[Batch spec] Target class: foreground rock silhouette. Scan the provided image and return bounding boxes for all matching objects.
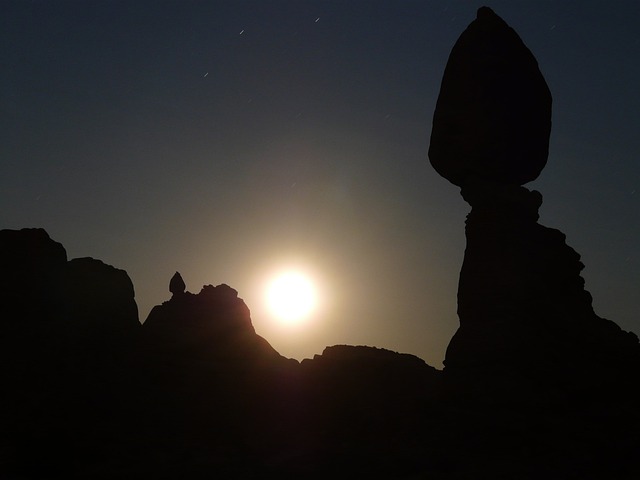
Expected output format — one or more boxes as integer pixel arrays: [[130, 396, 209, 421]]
[[429, 6, 551, 187], [2, 7, 639, 480], [431, 5, 640, 408], [0, 228, 442, 478], [430, 7, 640, 478]]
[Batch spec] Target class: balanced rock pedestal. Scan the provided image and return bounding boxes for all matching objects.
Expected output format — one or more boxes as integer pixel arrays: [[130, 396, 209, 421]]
[[446, 182, 639, 408]]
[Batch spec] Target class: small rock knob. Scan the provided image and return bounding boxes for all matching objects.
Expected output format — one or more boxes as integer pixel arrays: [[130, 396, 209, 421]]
[[169, 271, 186, 295]]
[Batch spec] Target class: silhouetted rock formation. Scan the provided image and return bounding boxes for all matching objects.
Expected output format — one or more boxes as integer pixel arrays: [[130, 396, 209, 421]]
[[430, 7, 640, 479], [296, 345, 442, 475], [429, 6, 551, 187], [132, 275, 304, 477], [144, 278, 283, 364], [430, 6, 640, 405], [169, 271, 186, 296], [133, 277, 445, 478], [60, 257, 139, 337], [0, 228, 141, 478], [442, 183, 640, 478], [447, 185, 640, 406], [0, 228, 67, 321], [0, 230, 447, 478]]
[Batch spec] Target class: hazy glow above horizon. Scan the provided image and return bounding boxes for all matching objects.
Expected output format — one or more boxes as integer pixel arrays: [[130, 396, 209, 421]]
[[265, 270, 318, 325]]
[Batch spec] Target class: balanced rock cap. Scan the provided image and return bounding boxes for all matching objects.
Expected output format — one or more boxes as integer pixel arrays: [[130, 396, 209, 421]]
[[169, 271, 186, 295], [429, 7, 552, 187]]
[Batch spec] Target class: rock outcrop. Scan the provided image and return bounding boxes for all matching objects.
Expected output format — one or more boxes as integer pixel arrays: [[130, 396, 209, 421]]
[[0, 228, 139, 334], [169, 271, 186, 296], [133, 279, 446, 478], [131, 279, 293, 477], [429, 7, 640, 479], [60, 257, 139, 337], [0, 228, 141, 478], [0, 233, 446, 478], [429, 6, 640, 407], [143, 278, 283, 364], [298, 345, 442, 475], [429, 6, 552, 187], [0, 228, 67, 322]]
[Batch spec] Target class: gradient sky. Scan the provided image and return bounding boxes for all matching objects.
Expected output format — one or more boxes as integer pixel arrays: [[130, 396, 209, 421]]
[[3, 1, 639, 367]]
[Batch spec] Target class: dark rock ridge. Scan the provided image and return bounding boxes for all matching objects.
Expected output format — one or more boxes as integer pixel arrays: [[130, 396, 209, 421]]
[[144, 280, 269, 357], [0, 227, 443, 478], [291, 345, 443, 477]]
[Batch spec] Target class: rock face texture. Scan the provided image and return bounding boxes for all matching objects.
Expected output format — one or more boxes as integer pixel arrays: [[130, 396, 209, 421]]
[[429, 7, 552, 187]]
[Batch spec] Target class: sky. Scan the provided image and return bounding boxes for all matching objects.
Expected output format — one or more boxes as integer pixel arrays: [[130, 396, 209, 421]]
[[2, 1, 639, 368]]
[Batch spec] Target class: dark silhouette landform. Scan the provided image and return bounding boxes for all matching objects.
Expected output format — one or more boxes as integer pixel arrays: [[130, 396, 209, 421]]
[[2, 7, 639, 479]]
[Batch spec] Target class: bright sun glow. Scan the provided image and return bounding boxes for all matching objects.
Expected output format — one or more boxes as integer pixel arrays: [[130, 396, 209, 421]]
[[266, 271, 317, 324]]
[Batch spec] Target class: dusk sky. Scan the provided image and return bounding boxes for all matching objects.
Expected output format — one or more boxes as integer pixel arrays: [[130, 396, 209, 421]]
[[3, 1, 639, 367]]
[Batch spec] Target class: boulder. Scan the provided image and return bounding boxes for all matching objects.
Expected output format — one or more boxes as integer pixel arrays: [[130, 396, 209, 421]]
[[169, 271, 186, 296], [429, 7, 552, 187]]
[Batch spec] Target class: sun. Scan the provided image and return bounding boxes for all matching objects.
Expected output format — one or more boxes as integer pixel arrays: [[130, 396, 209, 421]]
[[266, 271, 317, 324]]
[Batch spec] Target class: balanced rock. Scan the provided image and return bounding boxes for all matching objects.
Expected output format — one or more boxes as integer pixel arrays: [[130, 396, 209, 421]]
[[426, 8, 640, 414], [428, 10, 640, 477], [169, 271, 186, 295], [429, 7, 552, 187]]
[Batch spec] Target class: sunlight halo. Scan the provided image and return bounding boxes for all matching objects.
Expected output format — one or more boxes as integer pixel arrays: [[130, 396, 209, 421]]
[[266, 271, 317, 324]]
